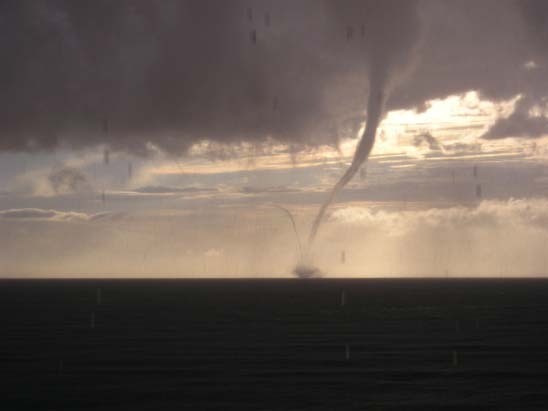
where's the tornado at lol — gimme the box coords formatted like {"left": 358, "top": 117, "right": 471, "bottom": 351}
{"left": 304, "top": 0, "right": 421, "bottom": 267}
{"left": 308, "top": 67, "right": 387, "bottom": 247}
{"left": 273, "top": 204, "right": 303, "bottom": 260}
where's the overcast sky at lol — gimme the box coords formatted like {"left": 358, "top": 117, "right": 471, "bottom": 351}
{"left": 2, "top": 0, "right": 548, "bottom": 277}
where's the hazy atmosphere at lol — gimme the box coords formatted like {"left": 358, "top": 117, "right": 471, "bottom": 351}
{"left": 3, "top": 0, "right": 548, "bottom": 277}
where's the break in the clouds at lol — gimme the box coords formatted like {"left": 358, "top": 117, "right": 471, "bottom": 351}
{"left": 2, "top": 0, "right": 548, "bottom": 156}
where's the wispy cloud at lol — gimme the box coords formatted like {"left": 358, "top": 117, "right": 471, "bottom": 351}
{"left": 0, "top": 208, "right": 89, "bottom": 222}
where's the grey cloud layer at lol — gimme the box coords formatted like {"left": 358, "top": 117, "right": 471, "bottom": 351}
{"left": 1, "top": 0, "right": 547, "bottom": 154}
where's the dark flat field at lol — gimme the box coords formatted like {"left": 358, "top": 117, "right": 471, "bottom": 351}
{"left": 2, "top": 279, "right": 548, "bottom": 410}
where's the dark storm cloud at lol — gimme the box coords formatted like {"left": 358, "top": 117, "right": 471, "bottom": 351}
{"left": 481, "top": 96, "right": 548, "bottom": 140}
{"left": 393, "top": 0, "right": 530, "bottom": 108}
{"left": 0, "top": 0, "right": 372, "bottom": 154}
{"left": 478, "top": 0, "right": 548, "bottom": 140}
{"left": 521, "top": 0, "right": 548, "bottom": 57}
{"left": 1, "top": 0, "right": 548, "bottom": 155}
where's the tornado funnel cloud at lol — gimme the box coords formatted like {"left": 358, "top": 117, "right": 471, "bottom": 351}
{"left": 304, "top": 1, "right": 421, "bottom": 261}
{"left": 308, "top": 70, "right": 387, "bottom": 247}
{"left": 273, "top": 205, "right": 303, "bottom": 260}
